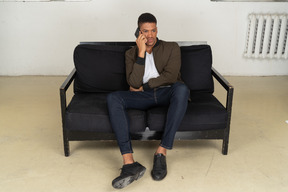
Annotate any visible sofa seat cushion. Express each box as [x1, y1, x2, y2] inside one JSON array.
[[65, 93, 146, 132], [147, 93, 227, 131]]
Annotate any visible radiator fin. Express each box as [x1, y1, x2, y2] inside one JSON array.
[[244, 13, 288, 59]]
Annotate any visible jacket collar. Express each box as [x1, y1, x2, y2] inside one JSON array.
[[153, 38, 160, 48]]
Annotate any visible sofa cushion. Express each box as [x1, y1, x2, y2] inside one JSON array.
[[180, 45, 214, 93], [147, 93, 227, 131], [65, 93, 146, 132], [73, 44, 131, 93]]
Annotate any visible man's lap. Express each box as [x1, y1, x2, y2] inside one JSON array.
[[108, 82, 188, 110]]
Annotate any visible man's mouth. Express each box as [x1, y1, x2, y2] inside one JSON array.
[[147, 38, 154, 43]]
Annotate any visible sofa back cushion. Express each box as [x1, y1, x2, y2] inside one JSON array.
[[73, 44, 131, 93], [73, 43, 214, 93], [180, 44, 214, 93]]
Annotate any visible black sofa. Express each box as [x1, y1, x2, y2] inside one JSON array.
[[60, 42, 234, 157]]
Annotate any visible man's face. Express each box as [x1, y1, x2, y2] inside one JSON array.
[[139, 22, 158, 47]]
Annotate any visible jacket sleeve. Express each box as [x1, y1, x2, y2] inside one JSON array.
[[145, 42, 181, 90], [125, 48, 145, 89]]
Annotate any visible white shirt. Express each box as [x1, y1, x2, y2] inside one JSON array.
[[143, 52, 159, 84]]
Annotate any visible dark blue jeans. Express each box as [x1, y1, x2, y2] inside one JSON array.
[[107, 82, 189, 155]]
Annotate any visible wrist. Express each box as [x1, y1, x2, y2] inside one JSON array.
[[136, 54, 146, 65], [138, 50, 145, 58], [143, 83, 152, 91]]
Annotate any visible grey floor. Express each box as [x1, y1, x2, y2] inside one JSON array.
[[0, 76, 288, 192]]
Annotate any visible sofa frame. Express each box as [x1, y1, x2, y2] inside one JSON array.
[[60, 41, 234, 157]]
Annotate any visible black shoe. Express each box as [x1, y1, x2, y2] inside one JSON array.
[[112, 162, 146, 189], [151, 154, 167, 181]]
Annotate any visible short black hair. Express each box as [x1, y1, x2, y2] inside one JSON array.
[[138, 13, 157, 28]]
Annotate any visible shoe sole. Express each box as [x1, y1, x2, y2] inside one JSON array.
[[112, 167, 146, 189]]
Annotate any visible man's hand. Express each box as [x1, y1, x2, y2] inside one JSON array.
[[136, 33, 147, 58], [130, 86, 143, 92]]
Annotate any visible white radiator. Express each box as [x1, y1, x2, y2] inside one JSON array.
[[244, 13, 288, 59]]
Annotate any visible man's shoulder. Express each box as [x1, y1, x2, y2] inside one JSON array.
[[154, 40, 180, 58], [125, 45, 137, 57]]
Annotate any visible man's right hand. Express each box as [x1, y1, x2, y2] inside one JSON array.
[[129, 86, 143, 92], [136, 33, 147, 58]]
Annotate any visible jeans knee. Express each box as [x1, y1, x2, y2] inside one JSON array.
[[107, 92, 123, 108], [107, 92, 114, 104], [172, 82, 190, 101]]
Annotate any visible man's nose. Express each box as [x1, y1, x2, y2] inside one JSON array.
[[147, 31, 152, 37]]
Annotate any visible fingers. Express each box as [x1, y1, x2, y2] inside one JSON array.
[[136, 34, 147, 43], [136, 34, 147, 57]]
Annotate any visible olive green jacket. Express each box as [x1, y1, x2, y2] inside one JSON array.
[[125, 39, 182, 90]]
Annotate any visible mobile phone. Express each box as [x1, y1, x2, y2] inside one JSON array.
[[134, 27, 140, 38]]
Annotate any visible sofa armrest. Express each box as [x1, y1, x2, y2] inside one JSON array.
[[60, 68, 76, 92], [60, 68, 76, 126], [212, 67, 234, 155], [60, 68, 76, 157], [211, 67, 232, 91], [211, 67, 234, 111]]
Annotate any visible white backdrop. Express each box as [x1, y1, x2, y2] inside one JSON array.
[[0, 0, 288, 76]]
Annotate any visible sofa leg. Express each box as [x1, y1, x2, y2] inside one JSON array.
[[222, 139, 228, 155], [63, 130, 70, 157], [64, 140, 70, 157]]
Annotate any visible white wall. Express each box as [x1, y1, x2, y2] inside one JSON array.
[[0, 0, 288, 76]]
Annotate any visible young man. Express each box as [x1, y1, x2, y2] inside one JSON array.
[[107, 13, 189, 189]]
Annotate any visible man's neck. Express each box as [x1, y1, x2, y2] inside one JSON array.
[[146, 47, 153, 54]]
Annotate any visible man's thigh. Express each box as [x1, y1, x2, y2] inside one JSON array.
[[113, 90, 157, 110], [156, 82, 189, 106]]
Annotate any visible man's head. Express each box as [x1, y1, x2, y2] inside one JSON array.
[[137, 13, 157, 28], [137, 13, 158, 47]]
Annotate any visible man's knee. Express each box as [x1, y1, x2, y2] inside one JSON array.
[[107, 92, 123, 107], [172, 82, 190, 100]]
